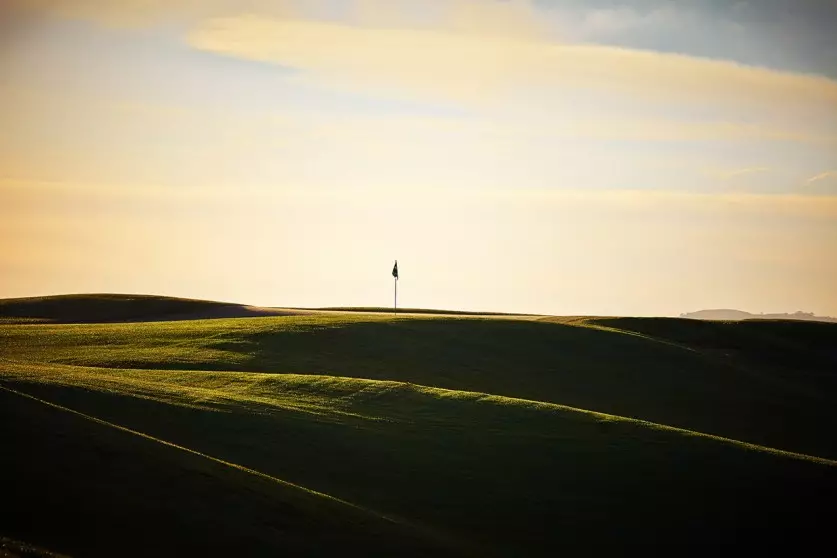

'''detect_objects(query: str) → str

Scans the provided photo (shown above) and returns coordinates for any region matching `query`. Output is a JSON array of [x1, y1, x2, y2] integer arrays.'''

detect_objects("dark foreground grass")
[[0, 386, 460, 558], [0, 537, 70, 558], [2, 298, 837, 556], [3, 368, 837, 557]]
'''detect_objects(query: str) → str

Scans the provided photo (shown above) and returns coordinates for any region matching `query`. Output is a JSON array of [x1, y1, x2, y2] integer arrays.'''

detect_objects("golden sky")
[[2, 0, 837, 315]]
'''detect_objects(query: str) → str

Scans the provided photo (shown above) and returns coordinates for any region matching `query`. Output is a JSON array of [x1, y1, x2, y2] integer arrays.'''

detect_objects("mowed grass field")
[[2, 295, 837, 556]]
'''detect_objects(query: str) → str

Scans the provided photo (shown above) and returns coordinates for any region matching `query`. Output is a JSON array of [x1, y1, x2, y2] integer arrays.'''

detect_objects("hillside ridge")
[[682, 308, 837, 323]]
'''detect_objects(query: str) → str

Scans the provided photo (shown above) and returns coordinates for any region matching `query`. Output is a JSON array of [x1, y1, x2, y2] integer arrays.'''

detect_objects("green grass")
[[0, 293, 291, 324], [316, 306, 537, 316], [3, 296, 837, 556], [3, 313, 836, 457]]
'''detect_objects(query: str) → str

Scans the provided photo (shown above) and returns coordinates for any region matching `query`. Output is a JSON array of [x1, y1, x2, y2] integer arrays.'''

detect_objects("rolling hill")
[[681, 308, 837, 322], [2, 295, 837, 556], [0, 293, 298, 324]]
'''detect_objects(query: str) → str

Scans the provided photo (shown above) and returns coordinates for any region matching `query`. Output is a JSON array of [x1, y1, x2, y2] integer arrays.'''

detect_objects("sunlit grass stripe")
[[0, 383, 403, 521], [457, 390, 837, 467], [5, 361, 837, 467]]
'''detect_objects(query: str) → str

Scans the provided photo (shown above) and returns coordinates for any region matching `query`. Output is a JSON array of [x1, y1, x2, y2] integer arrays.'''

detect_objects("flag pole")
[[392, 259, 398, 315]]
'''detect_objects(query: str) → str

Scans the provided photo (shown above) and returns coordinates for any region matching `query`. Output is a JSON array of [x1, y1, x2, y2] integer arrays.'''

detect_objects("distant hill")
[[0, 294, 297, 324], [681, 309, 837, 323]]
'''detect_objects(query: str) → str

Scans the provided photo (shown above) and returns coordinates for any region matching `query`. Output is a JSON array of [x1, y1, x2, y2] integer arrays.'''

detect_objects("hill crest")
[[0, 293, 296, 324], [681, 308, 837, 323]]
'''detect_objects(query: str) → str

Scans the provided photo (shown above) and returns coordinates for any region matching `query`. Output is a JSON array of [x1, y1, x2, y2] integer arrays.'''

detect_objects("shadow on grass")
[[4, 380, 837, 557], [239, 318, 837, 459]]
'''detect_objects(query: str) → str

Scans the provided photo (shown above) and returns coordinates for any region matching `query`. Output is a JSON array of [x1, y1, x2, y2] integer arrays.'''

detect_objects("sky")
[[2, 0, 836, 316]]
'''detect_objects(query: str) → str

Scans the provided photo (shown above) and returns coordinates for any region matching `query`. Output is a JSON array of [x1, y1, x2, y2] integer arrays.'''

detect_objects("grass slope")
[[0, 294, 525, 325], [2, 296, 837, 555], [1, 385, 457, 558], [0, 294, 293, 324], [3, 312, 836, 457], [3, 365, 836, 556], [316, 307, 536, 316]]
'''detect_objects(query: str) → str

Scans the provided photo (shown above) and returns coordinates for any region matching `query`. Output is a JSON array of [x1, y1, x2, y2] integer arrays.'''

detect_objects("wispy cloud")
[[11, 1, 837, 124], [6, 177, 837, 220], [4, 0, 289, 27], [805, 170, 837, 184], [711, 167, 772, 180], [7, 0, 545, 31], [568, 5, 683, 37], [197, 17, 830, 107], [185, 10, 837, 108], [3, 86, 831, 197], [549, 121, 836, 146]]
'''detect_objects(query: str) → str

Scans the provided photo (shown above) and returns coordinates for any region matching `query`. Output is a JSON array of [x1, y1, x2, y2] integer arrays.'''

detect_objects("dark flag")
[[392, 260, 399, 280]]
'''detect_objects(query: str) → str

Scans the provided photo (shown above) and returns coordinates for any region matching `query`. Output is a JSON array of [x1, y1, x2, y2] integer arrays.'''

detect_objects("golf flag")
[[392, 260, 399, 280]]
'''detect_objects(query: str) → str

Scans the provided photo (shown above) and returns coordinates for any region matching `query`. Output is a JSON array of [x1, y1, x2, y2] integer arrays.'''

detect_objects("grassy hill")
[[681, 308, 837, 322], [0, 293, 293, 324], [2, 295, 837, 556], [316, 306, 535, 316]]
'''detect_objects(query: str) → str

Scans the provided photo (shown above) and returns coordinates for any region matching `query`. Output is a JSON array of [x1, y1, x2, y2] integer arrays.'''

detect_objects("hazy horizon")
[[3, 0, 836, 317]]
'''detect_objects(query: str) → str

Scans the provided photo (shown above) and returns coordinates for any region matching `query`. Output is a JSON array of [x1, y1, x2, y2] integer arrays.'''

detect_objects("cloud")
[[3, 86, 831, 198], [6, 177, 837, 224], [12, 0, 837, 111], [8, 0, 546, 30], [545, 120, 836, 146], [547, 2, 837, 79], [710, 167, 772, 180], [806, 170, 837, 184], [4, 0, 294, 27], [801, 170, 837, 194], [186, 12, 837, 109], [473, 189, 837, 220], [569, 5, 682, 37]]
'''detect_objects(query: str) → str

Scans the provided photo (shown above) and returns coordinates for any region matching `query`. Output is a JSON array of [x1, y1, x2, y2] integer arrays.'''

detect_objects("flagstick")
[[394, 276, 397, 315]]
